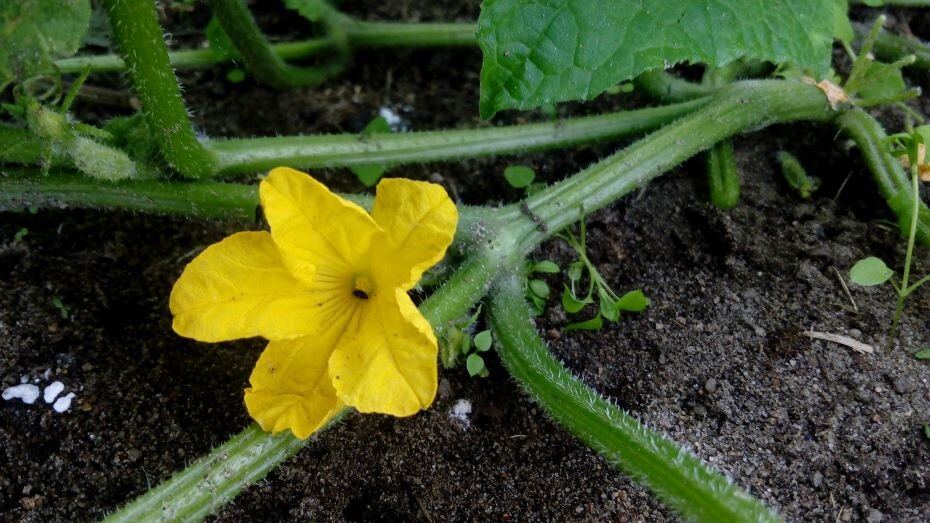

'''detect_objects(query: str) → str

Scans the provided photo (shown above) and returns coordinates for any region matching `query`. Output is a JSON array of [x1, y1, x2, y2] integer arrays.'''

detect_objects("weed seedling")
[[51, 296, 69, 320], [914, 348, 930, 360], [557, 218, 649, 331], [525, 259, 560, 315], [849, 126, 930, 336]]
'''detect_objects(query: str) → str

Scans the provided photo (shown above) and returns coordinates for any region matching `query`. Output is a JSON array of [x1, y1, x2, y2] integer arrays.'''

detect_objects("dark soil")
[[2, 1, 930, 522]]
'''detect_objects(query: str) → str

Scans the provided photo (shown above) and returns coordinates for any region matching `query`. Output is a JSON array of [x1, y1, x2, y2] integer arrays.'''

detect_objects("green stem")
[[516, 80, 834, 253], [208, 98, 711, 175], [489, 274, 781, 522], [101, 423, 316, 523], [207, 0, 346, 90], [867, 25, 930, 70], [836, 109, 930, 248], [102, 0, 217, 179], [56, 21, 476, 75], [634, 69, 714, 103], [0, 171, 258, 219], [892, 162, 922, 336], [706, 140, 740, 209]]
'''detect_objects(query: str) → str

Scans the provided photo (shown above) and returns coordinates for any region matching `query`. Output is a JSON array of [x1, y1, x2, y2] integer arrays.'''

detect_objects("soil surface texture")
[[1, 1, 929, 522]]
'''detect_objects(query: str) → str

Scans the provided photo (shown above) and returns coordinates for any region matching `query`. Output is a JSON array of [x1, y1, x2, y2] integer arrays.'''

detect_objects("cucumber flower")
[[169, 167, 458, 438]]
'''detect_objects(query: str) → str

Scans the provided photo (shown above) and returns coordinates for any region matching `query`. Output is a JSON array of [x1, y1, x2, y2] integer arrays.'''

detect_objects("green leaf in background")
[[854, 61, 907, 101], [531, 260, 560, 274], [615, 289, 650, 312], [466, 353, 486, 377], [477, 0, 833, 117], [529, 278, 550, 299], [0, 0, 91, 87], [564, 314, 603, 332], [849, 257, 894, 286], [351, 116, 392, 186], [206, 17, 240, 59], [914, 348, 930, 360], [833, 0, 853, 44], [504, 165, 536, 188], [284, 0, 328, 22], [474, 330, 493, 352]]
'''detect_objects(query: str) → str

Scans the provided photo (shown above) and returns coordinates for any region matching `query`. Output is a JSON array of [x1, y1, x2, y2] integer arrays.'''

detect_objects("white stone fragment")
[[3, 384, 41, 404], [449, 398, 472, 428], [43, 381, 65, 403], [52, 393, 75, 413]]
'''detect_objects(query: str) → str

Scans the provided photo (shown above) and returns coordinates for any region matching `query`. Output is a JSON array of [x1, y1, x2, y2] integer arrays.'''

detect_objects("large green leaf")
[[0, 0, 91, 87], [477, 0, 834, 117]]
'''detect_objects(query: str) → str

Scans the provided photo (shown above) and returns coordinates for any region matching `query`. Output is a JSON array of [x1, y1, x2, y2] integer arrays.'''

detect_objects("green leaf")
[[529, 278, 550, 299], [849, 257, 894, 286], [206, 17, 239, 59], [0, 0, 91, 87], [600, 296, 620, 322], [531, 260, 560, 274], [854, 61, 907, 102], [567, 261, 584, 283], [477, 0, 833, 117], [564, 314, 603, 332], [924, 422, 930, 440], [466, 353, 486, 377], [504, 165, 535, 188], [351, 116, 393, 186], [832, 0, 853, 44], [474, 330, 493, 352], [561, 285, 592, 314], [615, 289, 650, 312], [461, 332, 472, 355], [226, 69, 247, 84], [529, 291, 546, 316], [14, 227, 28, 241], [914, 348, 930, 360], [284, 0, 328, 22]]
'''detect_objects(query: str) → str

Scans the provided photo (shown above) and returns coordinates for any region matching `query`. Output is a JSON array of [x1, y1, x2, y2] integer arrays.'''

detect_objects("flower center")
[[352, 275, 373, 300]]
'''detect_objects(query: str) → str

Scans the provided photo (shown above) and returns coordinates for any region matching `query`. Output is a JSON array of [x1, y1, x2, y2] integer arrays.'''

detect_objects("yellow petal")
[[260, 167, 382, 286], [370, 178, 458, 289], [329, 288, 438, 416], [169, 231, 323, 342], [245, 336, 345, 439]]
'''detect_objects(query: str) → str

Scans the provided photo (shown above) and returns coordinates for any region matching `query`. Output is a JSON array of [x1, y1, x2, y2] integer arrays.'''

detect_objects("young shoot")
[[525, 259, 560, 315], [438, 304, 492, 377], [849, 125, 930, 336], [557, 217, 649, 331]]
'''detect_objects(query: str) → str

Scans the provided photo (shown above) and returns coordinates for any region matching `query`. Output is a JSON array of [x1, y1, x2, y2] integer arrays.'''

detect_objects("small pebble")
[[2, 384, 40, 404], [866, 508, 885, 523], [848, 328, 862, 339], [892, 376, 916, 394], [43, 381, 64, 404], [52, 393, 75, 413], [449, 398, 472, 428], [812, 472, 823, 487], [754, 326, 766, 337], [704, 378, 718, 394]]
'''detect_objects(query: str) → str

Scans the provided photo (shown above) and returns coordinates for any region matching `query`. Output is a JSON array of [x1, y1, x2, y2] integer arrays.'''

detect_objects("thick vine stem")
[[101, 423, 319, 523], [514, 80, 836, 254], [102, 0, 217, 179], [489, 273, 782, 523], [207, 0, 347, 90], [707, 140, 740, 209], [208, 98, 711, 175], [56, 22, 476, 74], [835, 108, 930, 248]]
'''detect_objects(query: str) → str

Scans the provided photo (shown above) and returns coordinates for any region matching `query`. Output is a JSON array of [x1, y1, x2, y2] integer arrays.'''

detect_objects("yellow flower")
[[169, 167, 458, 438]]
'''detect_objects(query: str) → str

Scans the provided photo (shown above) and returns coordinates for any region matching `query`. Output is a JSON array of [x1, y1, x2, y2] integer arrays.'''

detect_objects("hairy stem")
[[514, 80, 834, 254], [836, 109, 930, 248], [207, 0, 346, 89], [490, 274, 781, 522], [56, 21, 475, 74], [208, 98, 710, 175], [706, 140, 740, 209], [102, 0, 217, 179]]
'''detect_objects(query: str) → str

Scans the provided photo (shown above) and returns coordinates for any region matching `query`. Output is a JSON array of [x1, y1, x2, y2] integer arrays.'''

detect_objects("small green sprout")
[[525, 259, 559, 315], [51, 295, 69, 320], [849, 125, 930, 337], [504, 164, 545, 195], [557, 217, 649, 331], [777, 151, 820, 199], [924, 423, 930, 441], [464, 330, 492, 378], [13, 227, 28, 241], [914, 348, 930, 360]]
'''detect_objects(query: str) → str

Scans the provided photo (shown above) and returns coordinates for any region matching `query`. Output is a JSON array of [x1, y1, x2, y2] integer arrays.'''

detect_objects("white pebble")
[[379, 106, 402, 127], [43, 381, 65, 403], [3, 384, 41, 404], [449, 398, 472, 428], [52, 393, 75, 413]]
